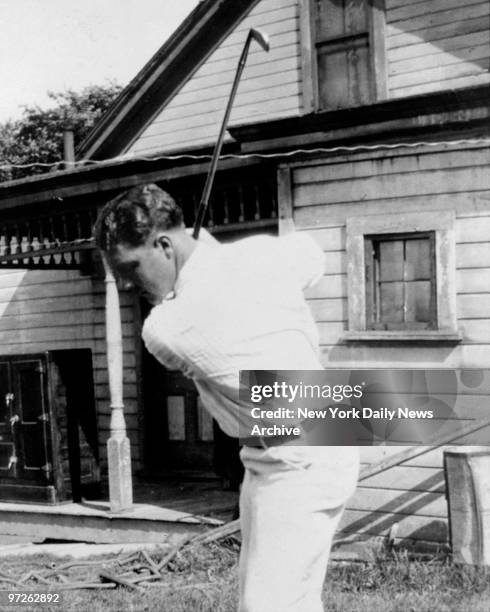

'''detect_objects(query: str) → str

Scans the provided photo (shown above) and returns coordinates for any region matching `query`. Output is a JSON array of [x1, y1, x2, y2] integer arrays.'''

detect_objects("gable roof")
[[77, 0, 260, 162]]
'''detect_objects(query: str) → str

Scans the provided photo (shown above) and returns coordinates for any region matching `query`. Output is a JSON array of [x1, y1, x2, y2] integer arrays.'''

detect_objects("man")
[[94, 183, 359, 612]]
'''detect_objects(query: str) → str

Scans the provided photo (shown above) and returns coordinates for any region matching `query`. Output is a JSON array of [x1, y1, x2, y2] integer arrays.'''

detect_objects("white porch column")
[[103, 255, 133, 512]]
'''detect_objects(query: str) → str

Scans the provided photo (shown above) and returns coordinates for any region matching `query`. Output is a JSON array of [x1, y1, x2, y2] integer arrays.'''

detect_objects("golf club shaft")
[[192, 31, 256, 240]]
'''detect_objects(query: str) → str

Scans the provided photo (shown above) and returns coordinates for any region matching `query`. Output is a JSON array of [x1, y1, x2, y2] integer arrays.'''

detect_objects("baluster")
[[59, 214, 68, 265], [14, 223, 21, 254], [253, 184, 261, 221], [191, 194, 199, 227], [270, 180, 277, 219], [31, 236, 41, 266], [37, 218, 46, 266], [62, 213, 69, 242], [238, 185, 245, 223], [0, 225, 9, 257], [48, 216, 57, 266], [10, 224, 19, 265], [207, 193, 215, 228], [24, 220, 34, 266], [75, 211, 82, 241], [223, 190, 230, 225]]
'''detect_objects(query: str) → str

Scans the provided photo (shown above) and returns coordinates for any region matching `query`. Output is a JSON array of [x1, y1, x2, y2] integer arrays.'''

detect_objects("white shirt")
[[142, 232, 325, 437]]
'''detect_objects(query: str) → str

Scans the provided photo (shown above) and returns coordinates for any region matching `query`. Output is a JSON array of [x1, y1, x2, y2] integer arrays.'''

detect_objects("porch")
[[0, 475, 239, 545]]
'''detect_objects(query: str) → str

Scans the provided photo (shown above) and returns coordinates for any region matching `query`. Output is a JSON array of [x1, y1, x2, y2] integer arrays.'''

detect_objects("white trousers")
[[238, 445, 359, 612]]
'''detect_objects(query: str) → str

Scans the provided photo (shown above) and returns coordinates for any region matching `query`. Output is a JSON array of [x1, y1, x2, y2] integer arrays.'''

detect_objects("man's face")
[[107, 234, 176, 305]]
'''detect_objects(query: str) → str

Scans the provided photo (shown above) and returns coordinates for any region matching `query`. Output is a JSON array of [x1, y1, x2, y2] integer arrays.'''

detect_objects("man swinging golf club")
[[94, 29, 359, 612]]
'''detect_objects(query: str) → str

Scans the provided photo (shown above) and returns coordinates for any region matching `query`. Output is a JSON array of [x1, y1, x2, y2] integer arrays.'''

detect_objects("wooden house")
[[0, 0, 489, 550]]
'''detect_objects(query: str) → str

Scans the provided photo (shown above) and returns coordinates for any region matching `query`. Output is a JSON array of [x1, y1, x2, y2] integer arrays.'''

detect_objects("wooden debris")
[[99, 570, 142, 591], [0, 533, 238, 591]]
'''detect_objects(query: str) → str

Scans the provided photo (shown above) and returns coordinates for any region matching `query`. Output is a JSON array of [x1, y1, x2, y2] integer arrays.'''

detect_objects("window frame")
[[345, 211, 461, 342], [300, 0, 387, 113], [365, 231, 437, 331]]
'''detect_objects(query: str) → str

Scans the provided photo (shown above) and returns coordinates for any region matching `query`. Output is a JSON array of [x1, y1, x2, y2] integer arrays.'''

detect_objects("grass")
[[0, 542, 489, 611], [325, 549, 490, 612]]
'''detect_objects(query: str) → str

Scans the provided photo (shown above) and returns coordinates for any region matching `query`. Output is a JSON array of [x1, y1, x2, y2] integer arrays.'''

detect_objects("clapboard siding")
[[386, 0, 490, 97], [359, 465, 445, 492], [294, 165, 490, 206], [360, 439, 490, 470], [339, 508, 448, 542], [390, 42, 490, 77], [350, 488, 446, 518], [128, 0, 302, 155], [0, 269, 141, 469], [288, 144, 490, 544], [126, 0, 490, 155], [388, 0, 485, 23], [388, 30, 490, 63]]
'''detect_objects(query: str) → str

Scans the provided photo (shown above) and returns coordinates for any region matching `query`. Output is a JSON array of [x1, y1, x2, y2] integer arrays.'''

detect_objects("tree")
[[0, 82, 122, 182]]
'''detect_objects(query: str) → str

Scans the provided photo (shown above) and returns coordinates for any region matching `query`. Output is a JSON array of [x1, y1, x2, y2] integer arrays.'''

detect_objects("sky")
[[0, 0, 200, 122]]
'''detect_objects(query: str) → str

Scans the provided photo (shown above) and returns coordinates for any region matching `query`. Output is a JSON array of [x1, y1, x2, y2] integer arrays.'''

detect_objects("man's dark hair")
[[94, 183, 184, 251]]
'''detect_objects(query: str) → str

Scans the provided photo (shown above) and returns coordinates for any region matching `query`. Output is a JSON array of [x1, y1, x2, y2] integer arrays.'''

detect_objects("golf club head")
[[250, 28, 270, 52]]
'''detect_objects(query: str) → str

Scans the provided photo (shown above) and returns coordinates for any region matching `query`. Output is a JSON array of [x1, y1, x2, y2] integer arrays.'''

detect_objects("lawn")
[[0, 541, 489, 611]]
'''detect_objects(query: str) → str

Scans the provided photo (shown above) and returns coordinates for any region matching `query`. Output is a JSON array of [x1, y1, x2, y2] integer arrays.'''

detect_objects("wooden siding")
[[386, 0, 490, 98], [289, 143, 490, 545], [0, 269, 141, 474], [127, 0, 490, 155], [128, 0, 302, 155]]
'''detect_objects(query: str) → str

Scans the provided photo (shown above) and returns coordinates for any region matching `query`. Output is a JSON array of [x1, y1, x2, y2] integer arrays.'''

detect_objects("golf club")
[[192, 28, 270, 239]]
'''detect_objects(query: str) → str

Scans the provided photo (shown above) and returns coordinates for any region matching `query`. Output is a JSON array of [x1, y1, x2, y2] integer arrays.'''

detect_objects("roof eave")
[[77, 0, 260, 161]]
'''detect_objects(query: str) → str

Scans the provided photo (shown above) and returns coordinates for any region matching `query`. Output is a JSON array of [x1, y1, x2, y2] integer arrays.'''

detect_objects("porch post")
[[102, 255, 133, 512]]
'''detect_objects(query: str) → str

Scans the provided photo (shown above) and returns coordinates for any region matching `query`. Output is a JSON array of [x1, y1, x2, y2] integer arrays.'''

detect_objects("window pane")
[[317, 36, 371, 109], [405, 238, 431, 280], [167, 396, 185, 441], [345, 0, 368, 34], [406, 280, 432, 325], [379, 240, 404, 281], [316, 0, 368, 40], [379, 282, 404, 324], [366, 232, 437, 331], [316, 0, 345, 39]]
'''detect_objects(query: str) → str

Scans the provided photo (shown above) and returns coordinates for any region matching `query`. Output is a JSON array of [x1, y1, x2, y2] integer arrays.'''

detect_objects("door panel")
[[11, 359, 51, 483]]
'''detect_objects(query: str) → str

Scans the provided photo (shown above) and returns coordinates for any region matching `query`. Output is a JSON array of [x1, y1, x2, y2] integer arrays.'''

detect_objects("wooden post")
[[103, 255, 133, 513], [63, 129, 75, 169]]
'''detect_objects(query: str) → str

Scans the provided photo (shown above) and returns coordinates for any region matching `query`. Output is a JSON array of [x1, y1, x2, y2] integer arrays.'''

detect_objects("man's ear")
[[154, 234, 173, 257]]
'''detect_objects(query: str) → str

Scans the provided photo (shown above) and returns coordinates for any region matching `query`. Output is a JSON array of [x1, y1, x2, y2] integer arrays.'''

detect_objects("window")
[[301, 0, 387, 111], [365, 232, 437, 331], [345, 212, 460, 341]]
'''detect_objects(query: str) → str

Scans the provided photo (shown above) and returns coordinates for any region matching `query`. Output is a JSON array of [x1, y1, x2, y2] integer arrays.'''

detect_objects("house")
[[0, 0, 489, 550]]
